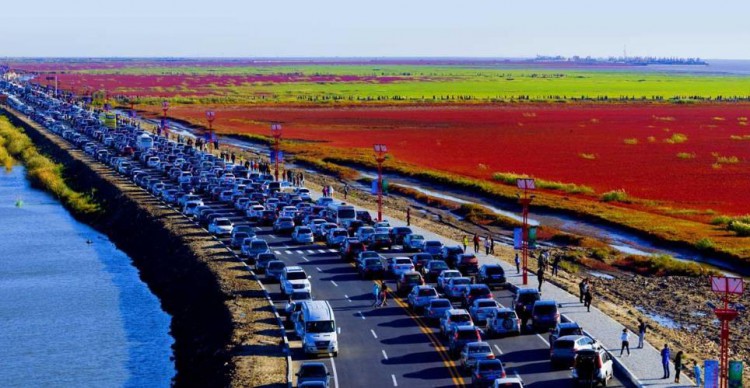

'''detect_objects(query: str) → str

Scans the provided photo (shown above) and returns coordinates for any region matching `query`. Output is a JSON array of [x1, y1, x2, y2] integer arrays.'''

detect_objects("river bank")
[[0, 107, 287, 387]]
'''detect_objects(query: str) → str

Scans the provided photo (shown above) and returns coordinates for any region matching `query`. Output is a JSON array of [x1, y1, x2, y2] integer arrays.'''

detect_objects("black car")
[[340, 239, 366, 261], [357, 257, 385, 279], [356, 210, 374, 225], [441, 245, 465, 267], [389, 226, 413, 245], [347, 220, 365, 235], [476, 264, 506, 289]]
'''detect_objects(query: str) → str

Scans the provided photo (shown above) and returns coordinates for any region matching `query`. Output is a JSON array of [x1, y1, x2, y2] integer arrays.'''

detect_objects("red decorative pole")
[[710, 276, 743, 388], [517, 178, 536, 285], [374, 144, 388, 222], [161, 100, 169, 138], [206, 110, 216, 149], [271, 123, 282, 182]]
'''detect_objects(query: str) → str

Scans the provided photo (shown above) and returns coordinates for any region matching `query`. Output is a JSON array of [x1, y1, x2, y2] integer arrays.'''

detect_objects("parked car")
[[448, 326, 483, 358], [459, 341, 495, 372], [389, 226, 413, 245], [531, 300, 560, 332], [445, 277, 473, 300], [367, 233, 393, 251], [291, 226, 315, 244], [403, 233, 425, 252], [549, 322, 584, 349], [423, 240, 444, 258], [389, 257, 416, 278], [477, 264, 506, 289], [265, 260, 287, 282], [462, 284, 493, 309], [512, 288, 541, 312], [440, 309, 474, 337], [455, 253, 480, 276], [411, 253, 434, 272], [422, 260, 450, 282], [357, 257, 385, 279], [295, 362, 331, 387], [550, 335, 599, 368], [486, 308, 521, 338], [441, 245, 465, 267], [437, 270, 463, 292], [356, 210, 374, 225], [396, 271, 425, 296], [406, 285, 439, 311], [423, 298, 452, 324], [472, 359, 507, 388], [339, 239, 366, 261], [571, 347, 614, 387], [469, 298, 500, 326]]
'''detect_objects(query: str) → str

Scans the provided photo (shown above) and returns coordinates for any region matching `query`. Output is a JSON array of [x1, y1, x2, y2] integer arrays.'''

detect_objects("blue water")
[[0, 166, 174, 388]]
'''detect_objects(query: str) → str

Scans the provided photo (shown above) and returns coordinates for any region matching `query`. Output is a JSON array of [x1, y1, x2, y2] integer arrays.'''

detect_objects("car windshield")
[[410, 235, 424, 241], [306, 320, 335, 333], [453, 279, 471, 285], [478, 360, 503, 371], [216, 219, 232, 226], [431, 300, 451, 308], [286, 271, 307, 280], [251, 241, 268, 249], [518, 293, 540, 303], [364, 259, 381, 266], [470, 345, 492, 354], [334, 230, 347, 237], [290, 292, 311, 301], [470, 287, 490, 296], [457, 330, 478, 339], [485, 267, 504, 275], [405, 274, 421, 282], [497, 312, 515, 319], [418, 289, 437, 297], [395, 258, 412, 265], [234, 233, 249, 240], [535, 305, 557, 314], [477, 301, 496, 308], [298, 228, 312, 234], [430, 261, 448, 269], [268, 262, 286, 270], [555, 340, 575, 349], [425, 241, 442, 247], [562, 327, 583, 336], [300, 365, 327, 377], [453, 314, 471, 322], [443, 272, 460, 278]]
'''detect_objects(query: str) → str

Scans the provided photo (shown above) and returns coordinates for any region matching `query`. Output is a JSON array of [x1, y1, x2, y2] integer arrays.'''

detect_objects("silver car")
[[423, 298, 452, 324], [459, 341, 495, 371], [486, 308, 521, 338], [469, 298, 500, 326], [407, 285, 439, 312], [445, 277, 473, 300], [265, 260, 287, 281]]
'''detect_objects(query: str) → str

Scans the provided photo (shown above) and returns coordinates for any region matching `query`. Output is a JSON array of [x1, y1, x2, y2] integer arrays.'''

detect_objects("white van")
[[326, 202, 356, 227], [295, 301, 338, 357], [136, 133, 154, 151]]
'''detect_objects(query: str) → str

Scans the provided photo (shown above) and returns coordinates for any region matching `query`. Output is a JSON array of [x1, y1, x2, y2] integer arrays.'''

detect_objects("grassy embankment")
[[0, 116, 100, 215], [71, 64, 750, 105]]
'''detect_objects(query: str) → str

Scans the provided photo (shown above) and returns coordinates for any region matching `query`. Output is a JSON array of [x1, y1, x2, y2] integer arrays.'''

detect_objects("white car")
[[391, 257, 415, 277], [280, 266, 312, 296], [437, 270, 463, 291], [493, 377, 524, 388], [246, 204, 265, 220], [439, 308, 474, 337], [292, 226, 315, 244], [208, 217, 233, 235], [355, 226, 375, 242]]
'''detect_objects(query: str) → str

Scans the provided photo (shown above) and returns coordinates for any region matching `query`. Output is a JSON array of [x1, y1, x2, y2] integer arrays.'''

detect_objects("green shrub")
[[491, 172, 594, 194], [601, 189, 629, 203], [695, 238, 714, 250], [728, 221, 750, 237], [710, 216, 732, 225]]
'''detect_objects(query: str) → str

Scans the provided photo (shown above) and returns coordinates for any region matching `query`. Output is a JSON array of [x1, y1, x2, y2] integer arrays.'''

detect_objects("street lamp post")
[[206, 110, 216, 150], [373, 144, 388, 222], [271, 123, 282, 182], [517, 178, 536, 285], [161, 100, 169, 138]]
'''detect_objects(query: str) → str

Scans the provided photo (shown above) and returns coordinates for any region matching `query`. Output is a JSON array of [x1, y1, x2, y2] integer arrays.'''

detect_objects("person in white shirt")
[[620, 328, 631, 356]]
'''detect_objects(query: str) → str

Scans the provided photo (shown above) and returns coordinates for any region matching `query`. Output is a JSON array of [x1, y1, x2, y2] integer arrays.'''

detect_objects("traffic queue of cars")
[[1, 78, 612, 388]]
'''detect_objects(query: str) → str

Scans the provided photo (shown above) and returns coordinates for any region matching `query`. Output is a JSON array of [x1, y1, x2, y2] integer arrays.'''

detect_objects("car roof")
[[557, 334, 588, 341], [448, 309, 470, 315], [558, 322, 582, 329], [517, 288, 540, 295], [285, 266, 305, 272], [534, 300, 557, 306]]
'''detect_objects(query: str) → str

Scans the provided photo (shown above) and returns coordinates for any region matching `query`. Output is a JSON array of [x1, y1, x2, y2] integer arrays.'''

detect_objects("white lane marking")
[[358, 311, 366, 320], [317, 249, 326, 253], [382, 349, 388, 360], [306, 250, 315, 254], [331, 280, 338, 287], [269, 235, 276, 239], [316, 267, 323, 272], [284, 250, 292, 254], [391, 374, 398, 387], [536, 333, 550, 347], [337, 327, 341, 334], [370, 329, 378, 338], [328, 249, 337, 253], [330, 356, 340, 388], [302, 256, 309, 262], [494, 344, 503, 354], [344, 294, 351, 302], [273, 250, 281, 255]]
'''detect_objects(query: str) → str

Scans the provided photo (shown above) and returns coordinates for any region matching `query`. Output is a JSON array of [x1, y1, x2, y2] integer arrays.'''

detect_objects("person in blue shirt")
[[693, 361, 702, 387], [661, 344, 671, 379]]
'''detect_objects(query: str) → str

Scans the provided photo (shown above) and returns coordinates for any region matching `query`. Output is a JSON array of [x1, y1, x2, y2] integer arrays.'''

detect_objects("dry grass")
[[491, 172, 595, 195], [623, 138, 638, 145], [730, 134, 750, 140], [676, 152, 696, 159], [664, 133, 689, 144], [579, 153, 597, 160]]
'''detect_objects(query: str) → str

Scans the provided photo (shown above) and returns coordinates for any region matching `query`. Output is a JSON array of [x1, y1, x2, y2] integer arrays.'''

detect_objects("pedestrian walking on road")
[[379, 282, 389, 307], [693, 361, 702, 387], [473, 234, 480, 253], [661, 344, 671, 379], [516, 303, 528, 333], [537, 267, 545, 292], [484, 237, 491, 255], [579, 278, 588, 303], [637, 318, 647, 348], [463, 236, 469, 253], [620, 328, 631, 356], [584, 288, 593, 312], [674, 351, 683, 383], [372, 283, 380, 307], [406, 208, 411, 226], [514, 253, 520, 274]]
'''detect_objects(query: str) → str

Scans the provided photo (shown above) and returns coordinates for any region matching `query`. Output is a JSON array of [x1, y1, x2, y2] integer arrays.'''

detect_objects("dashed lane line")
[[391, 374, 398, 387], [494, 344, 503, 354], [382, 349, 388, 360], [331, 280, 338, 287], [370, 329, 378, 338]]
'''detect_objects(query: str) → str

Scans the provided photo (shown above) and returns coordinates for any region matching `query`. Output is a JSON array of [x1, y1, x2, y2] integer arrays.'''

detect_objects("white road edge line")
[[358, 311, 366, 320], [536, 333, 550, 347], [330, 356, 340, 388], [494, 344, 503, 354], [382, 349, 388, 360], [391, 374, 398, 387], [370, 329, 377, 338]]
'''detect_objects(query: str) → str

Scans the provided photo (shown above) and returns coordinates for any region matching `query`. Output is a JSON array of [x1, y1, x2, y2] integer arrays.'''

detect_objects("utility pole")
[[517, 178, 536, 285], [161, 100, 169, 139], [271, 123, 282, 182], [206, 110, 216, 150], [373, 144, 388, 222]]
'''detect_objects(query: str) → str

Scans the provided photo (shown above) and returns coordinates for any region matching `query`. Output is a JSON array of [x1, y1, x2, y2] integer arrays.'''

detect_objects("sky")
[[1, 0, 749, 59]]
